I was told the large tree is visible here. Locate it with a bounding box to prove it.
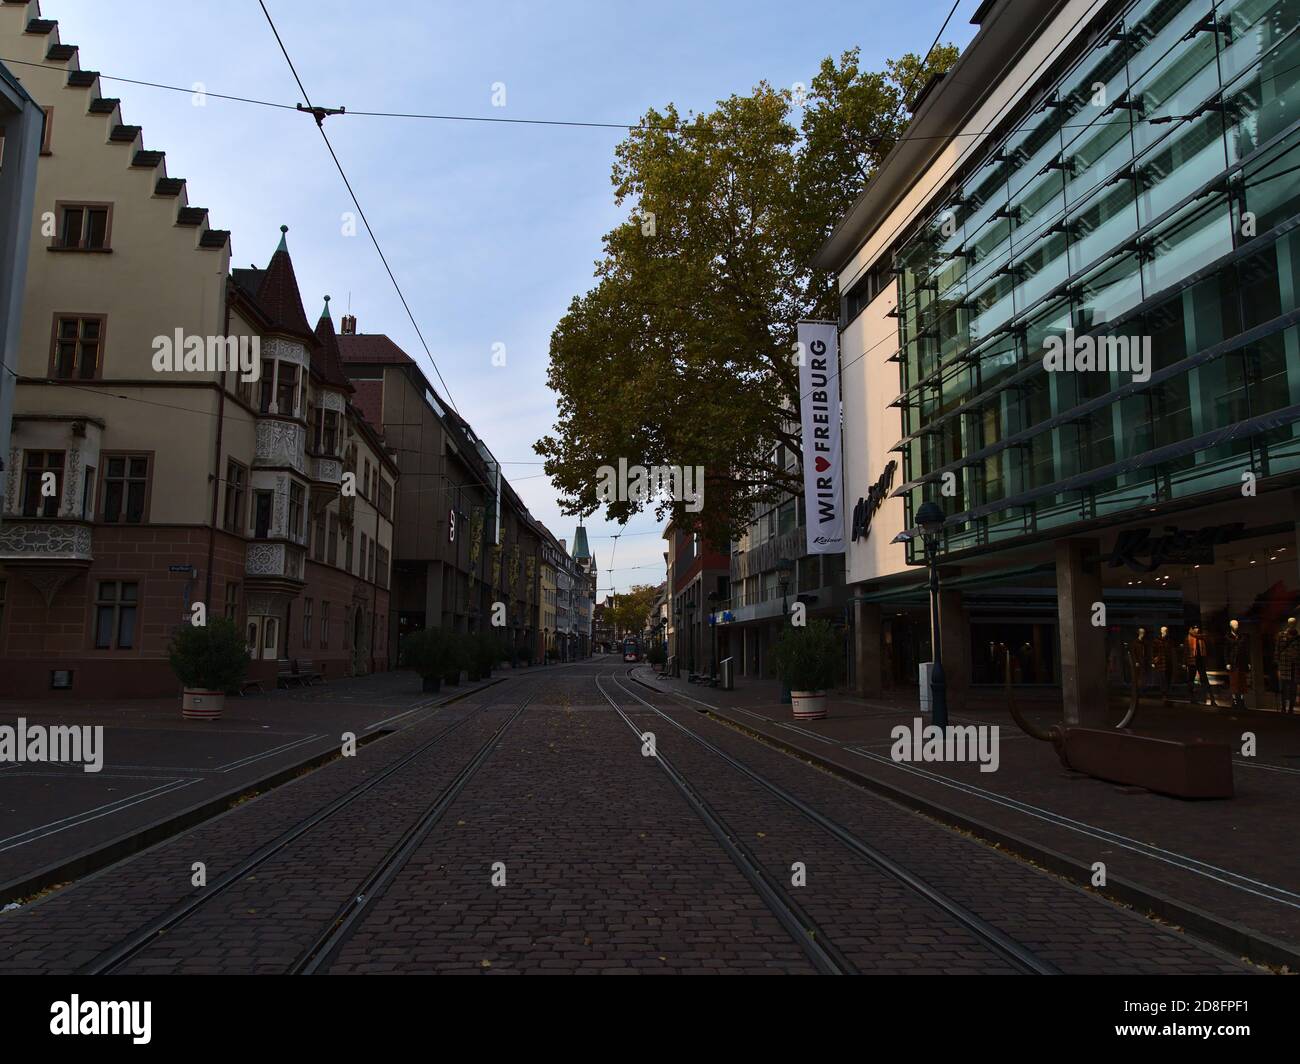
[605,583,662,639]
[536,46,958,545]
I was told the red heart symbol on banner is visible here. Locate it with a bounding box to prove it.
[815,456,831,473]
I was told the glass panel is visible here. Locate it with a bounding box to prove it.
[1141,198,1234,294]
[118,606,136,649]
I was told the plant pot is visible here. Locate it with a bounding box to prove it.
[422,675,442,694]
[182,688,225,721]
[790,691,828,721]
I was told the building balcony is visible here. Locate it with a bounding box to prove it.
[254,418,307,475]
[245,540,306,587]
[308,451,343,486]
[0,518,94,564]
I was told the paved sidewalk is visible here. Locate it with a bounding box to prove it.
[0,670,506,899]
[633,666,1300,969]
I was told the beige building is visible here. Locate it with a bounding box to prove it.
[0,4,396,696]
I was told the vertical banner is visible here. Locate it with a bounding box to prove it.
[797,321,845,554]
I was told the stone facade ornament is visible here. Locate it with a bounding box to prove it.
[246,542,285,576]
[0,521,93,560]
[5,448,20,514]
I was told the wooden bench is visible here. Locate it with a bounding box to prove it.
[295,658,325,685]
[276,659,302,689]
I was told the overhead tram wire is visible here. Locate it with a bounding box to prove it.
[0,0,1164,156]
[256,0,459,415]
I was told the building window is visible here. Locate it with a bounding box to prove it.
[0,580,6,635]
[55,203,111,251]
[314,408,339,454]
[94,581,138,649]
[40,106,52,154]
[253,491,273,540]
[376,544,389,589]
[258,361,274,413]
[288,482,305,542]
[321,601,330,649]
[81,465,95,520]
[360,532,368,578]
[276,363,298,416]
[314,514,326,561]
[22,450,64,518]
[327,513,339,566]
[50,315,104,379]
[368,538,377,583]
[378,478,392,519]
[101,455,149,524]
[224,459,246,533]
[225,581,240,620]
[303,598,313,647]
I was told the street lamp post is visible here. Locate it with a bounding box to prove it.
[686,601,696,679]
[914,500,948,729]
[776,557,794,705]
[707,590,720,686]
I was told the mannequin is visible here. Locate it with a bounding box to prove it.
[1277,617,1300,715]
[1224,618,1250,711]
[1131,627,1150,689]
[1152,625,1173,704]
[1185,624,1218,707]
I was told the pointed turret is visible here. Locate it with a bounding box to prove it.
[313,295,354,391]
[255,226,315,342]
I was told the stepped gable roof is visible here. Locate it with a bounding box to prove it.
[313,297,355,392]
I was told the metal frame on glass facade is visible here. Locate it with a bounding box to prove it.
[882,0,1300,564]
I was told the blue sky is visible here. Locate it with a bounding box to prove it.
[28,0,977,594]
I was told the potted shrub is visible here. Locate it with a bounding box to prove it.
[442,631,467,687]
[773,620,842,721]
[168,617,250,721]
[471,633,500,680]
[401,629,446,694]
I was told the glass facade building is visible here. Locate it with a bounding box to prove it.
[889,0,1299,563]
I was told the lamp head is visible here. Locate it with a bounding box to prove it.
[914,500,946,538]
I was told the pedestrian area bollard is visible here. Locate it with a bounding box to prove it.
[720,656,734,691]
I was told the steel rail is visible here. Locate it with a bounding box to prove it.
[82,681,519,975]
[594,672,853,975]
[614,669,1060,976]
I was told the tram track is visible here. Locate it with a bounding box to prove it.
[82,682,533,976]
[596,670,1059,975]
[630,669,1300,915]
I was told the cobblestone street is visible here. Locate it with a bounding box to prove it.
[0,666,1258,975]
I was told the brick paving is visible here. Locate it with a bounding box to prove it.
[0,664,1263,974]
[635,665,1300,966]
[0,671,503,892]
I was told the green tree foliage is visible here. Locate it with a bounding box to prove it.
[605,583,661,638]
[536,45,959,545]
